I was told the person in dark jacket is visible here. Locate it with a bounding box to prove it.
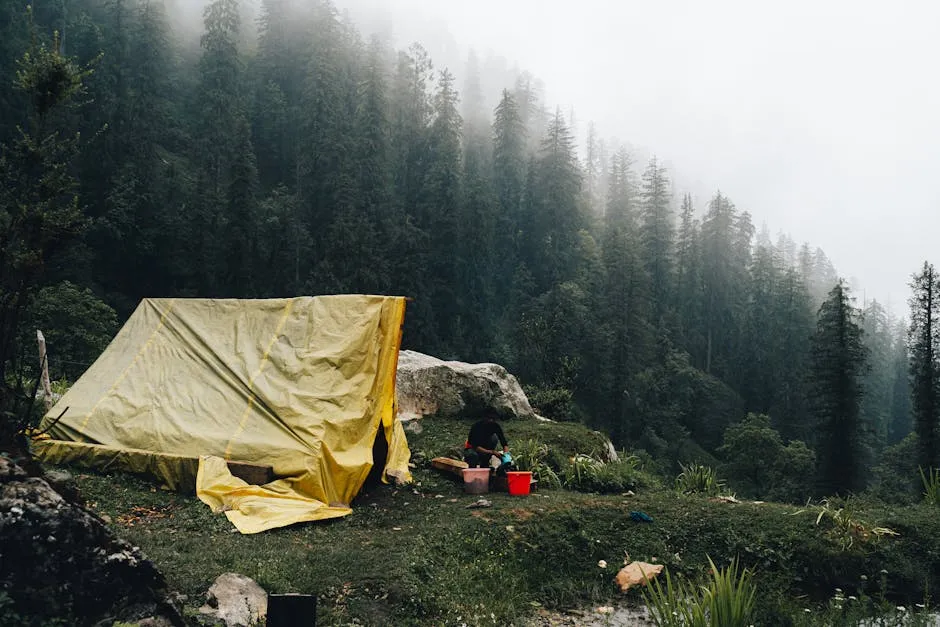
[463,410,509,469]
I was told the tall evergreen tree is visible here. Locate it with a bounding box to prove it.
[674,193,705,366]
[770,266,815,441]
[860,299,894,449]
[811,280,869,495]
[700,191,738,376]
[888,318,913,445]
[639,156,674,325]
[0,24,87,424]
[422,68,463,354]
[492,89,526,258]
[525,108,583,291]
[600,148,652,443]
[908,261,940,469]
[191,0,249,294]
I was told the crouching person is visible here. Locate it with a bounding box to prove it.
[463,409,509,470]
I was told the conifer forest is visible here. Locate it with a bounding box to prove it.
[2,0,939,500]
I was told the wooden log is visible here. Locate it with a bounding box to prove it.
[431,456,468,478]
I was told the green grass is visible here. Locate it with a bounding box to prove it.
[674,462,727,497]
[52,417,940,626]
[643,556,756,627]
[919,467,940,506]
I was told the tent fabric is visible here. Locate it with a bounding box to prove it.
[36,295,412,533]
[31,438,200,491]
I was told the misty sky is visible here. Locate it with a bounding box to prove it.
[336,0,940,315]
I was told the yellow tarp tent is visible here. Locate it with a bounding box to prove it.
[34,295,412,533]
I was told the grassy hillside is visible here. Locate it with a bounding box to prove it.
[61,418,940,626]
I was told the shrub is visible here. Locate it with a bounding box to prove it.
[675,463,726,497]
[643,556,755,627]
[20,281,118,380]
[869,433,919,503]
[512,438,561,489]
[559,454,650,493]
[524,384,579,421]
[719,413,815,503]
[919,467,940,506]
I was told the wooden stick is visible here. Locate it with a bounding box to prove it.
[37,330,53,411]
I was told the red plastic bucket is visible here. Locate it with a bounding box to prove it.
[507,471,532,496]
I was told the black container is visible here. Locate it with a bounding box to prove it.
[267,593,317,627]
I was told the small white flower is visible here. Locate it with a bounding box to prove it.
[916,603,926,609]
[849,596,857,601]
[860,575,868,581]
[804,609,811,613]
[880,569,889,574]
[598,560,608,569]
[897,606,906,612]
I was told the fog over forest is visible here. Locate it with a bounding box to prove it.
[154,0,940,316]
[335,0,940,314]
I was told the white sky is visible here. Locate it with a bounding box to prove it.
[335,0,940,315]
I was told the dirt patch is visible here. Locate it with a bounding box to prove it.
[116,504,175,527]
[526,605,650,626]
[509,507,535,521]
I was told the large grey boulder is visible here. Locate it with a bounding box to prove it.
[198,572,268,627]
[0,455,183,625]
[396,350,537,421]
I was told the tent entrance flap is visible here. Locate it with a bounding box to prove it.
[35,295,412,533]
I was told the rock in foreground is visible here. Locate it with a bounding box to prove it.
[0,455,183,625]
[198,572,268,627]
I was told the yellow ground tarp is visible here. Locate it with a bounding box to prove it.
[36,295,412,533]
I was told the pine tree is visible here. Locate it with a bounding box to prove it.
[525,109,583,291]
[458,55,496,359]
[860,299,894,449]
[908,261,940,469]
[674,193,705,366]
[811,280,869,495]
[252,0,315,189]
[388,43,434,343]
[492,89,526,257]
[95,0,186,304]
[352,35,393,291]
[298,1,360,293]
[583,122,605,217]
[601,148,652,443]
[770,266,814,441]
[740,241,780,413]
[0,23,87,424]
[700,191,738,376]
[192,0,249,295]
[223,115,260,296]
[888,318,912,445]
[422,68,463,355]
[639,156,673,325]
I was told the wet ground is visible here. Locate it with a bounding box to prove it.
[525,605,651,626]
